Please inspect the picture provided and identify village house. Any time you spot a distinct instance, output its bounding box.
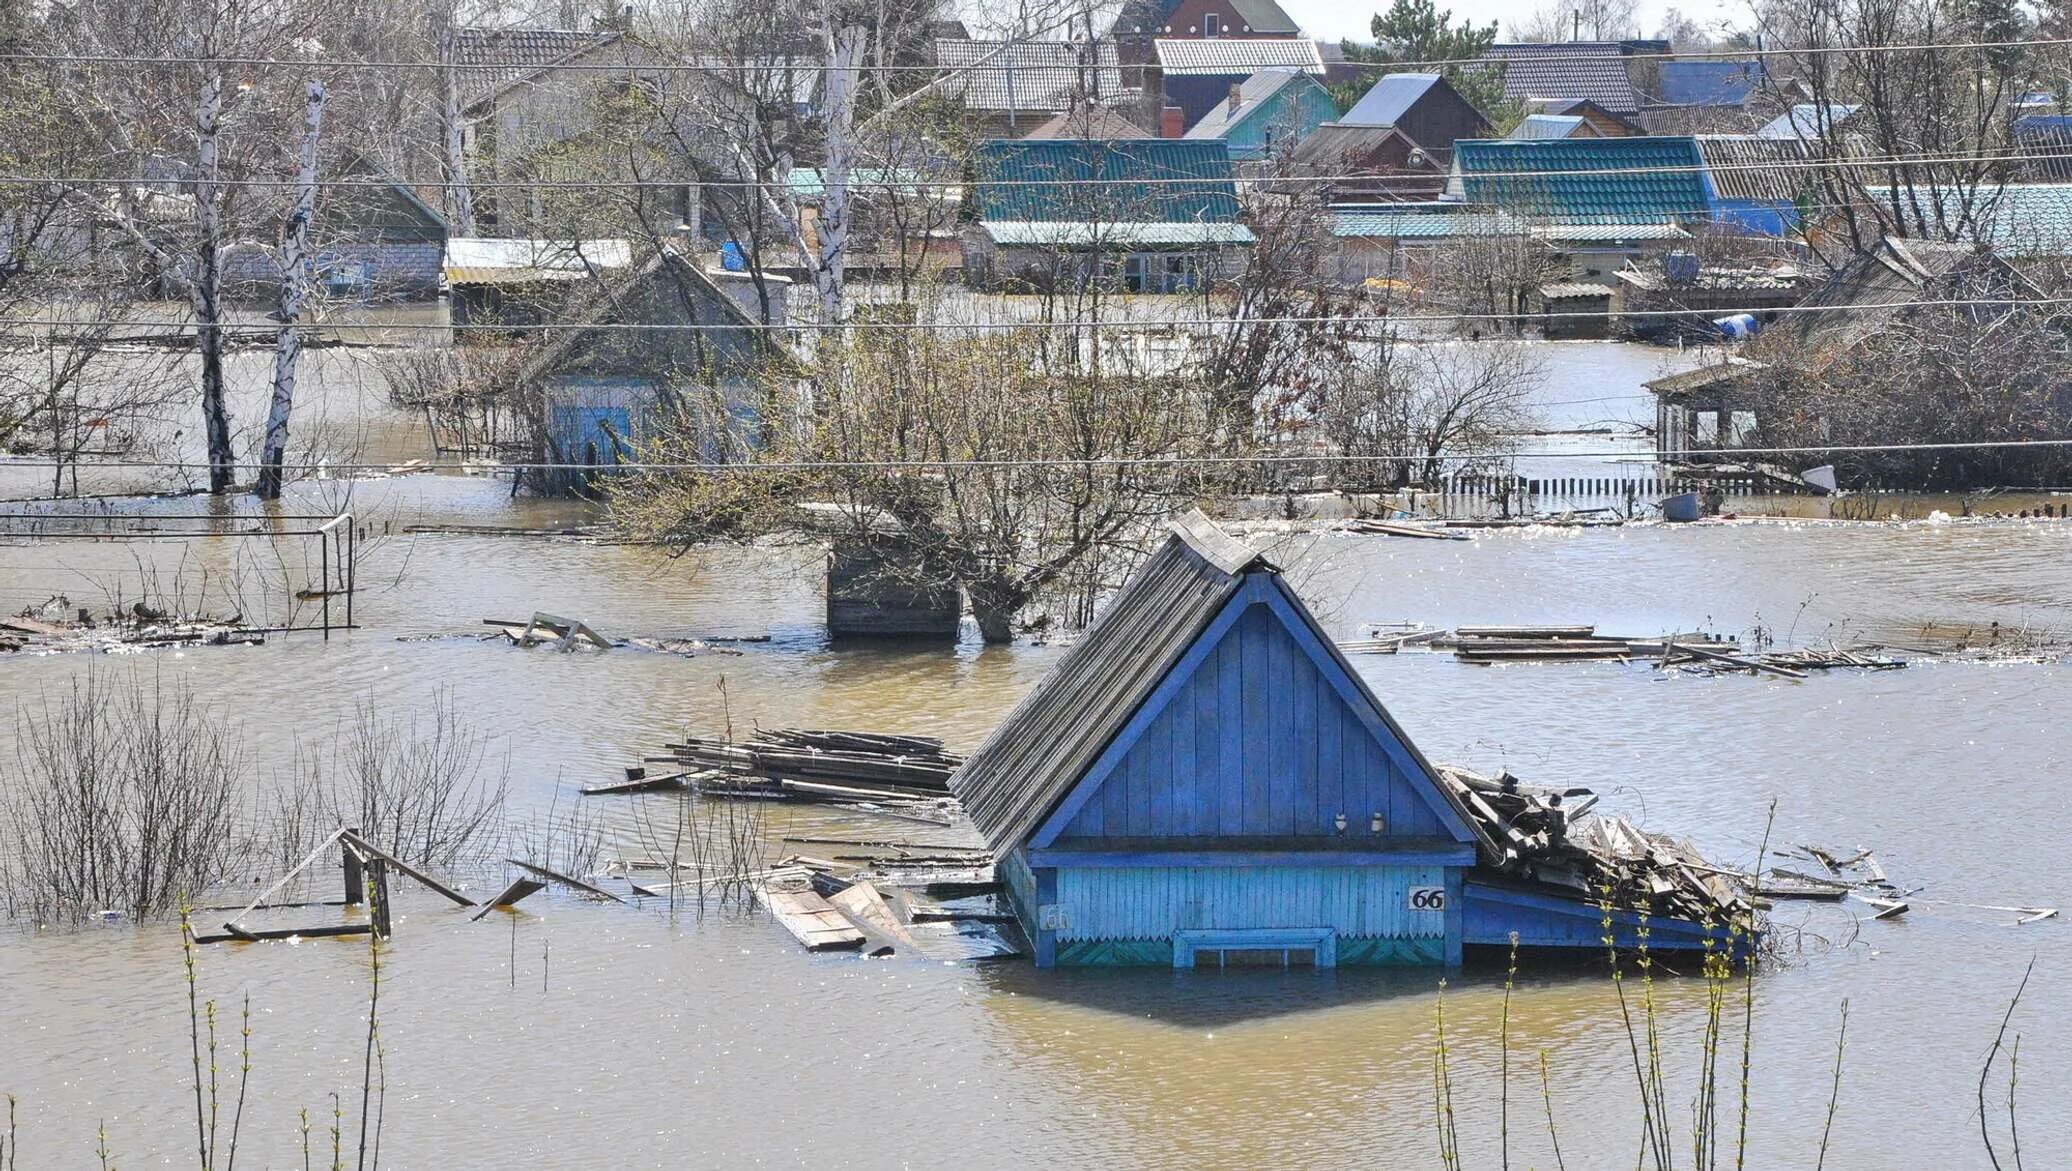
[1694,135,1817,237]
[1639,59,1801,135]
[960,139,1254,293]
[952,512,1739,968]
[1150,37,1326,129]
[1327,201,1522,285]
[1110,0,1303,70]
[1338,73,1493,168]
[1181,68,1337,162]
[513,247,790,494]
[1525,97,1642,137]
[1288,125,1450,202]
[220,170,449,303]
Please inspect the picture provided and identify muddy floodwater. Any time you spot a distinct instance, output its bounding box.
[3,342,2071,1167]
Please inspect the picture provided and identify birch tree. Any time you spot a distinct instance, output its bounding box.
[257,81,327,501]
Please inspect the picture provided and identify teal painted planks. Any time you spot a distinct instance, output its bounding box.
[1055,864,1450,943]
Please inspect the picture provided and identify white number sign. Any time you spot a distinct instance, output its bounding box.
[1408,886,1447,912]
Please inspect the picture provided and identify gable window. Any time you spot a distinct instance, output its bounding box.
[1203,12,1221,36]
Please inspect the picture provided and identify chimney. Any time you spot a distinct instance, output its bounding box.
[1161,105,1184,138]
[1227,82,1244,115]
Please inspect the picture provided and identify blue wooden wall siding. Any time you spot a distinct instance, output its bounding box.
[1224,81,1341,160]
[1055,864,1448,942]
[1053,597,1450,842]
[1465,881,1744,955]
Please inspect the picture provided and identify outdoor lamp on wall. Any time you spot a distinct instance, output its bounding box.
[1371,812,1385,834]
[1333,812,1348,834]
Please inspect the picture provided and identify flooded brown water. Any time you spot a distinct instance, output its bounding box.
[3,341,2071,1167]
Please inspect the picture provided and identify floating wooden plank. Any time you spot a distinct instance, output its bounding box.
[471,877,547,920]
[762,888,867,951]
[194,923,374,945]
[580,771,691,795]
[1455,624,1597,639]
[505,858,627,903]
[1348,520,1467,540]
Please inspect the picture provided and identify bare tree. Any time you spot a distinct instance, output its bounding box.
[1315,336,1544,488]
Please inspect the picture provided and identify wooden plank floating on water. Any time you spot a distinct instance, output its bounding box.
[338,830,475,907]
[762,889,867,951]
[1345,519,1469,540]
[471,877,546,920]
[505,858,628,904]
[1454,624,1598,639]
[194,923,374,945]
[1663,641,1809,679]
[580,770,693,795]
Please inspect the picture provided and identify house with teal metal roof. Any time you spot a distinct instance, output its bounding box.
[1182,68,1337,161]
[952,512,1746,969]
[961,139,1255,292]
[1449,136,1709,280]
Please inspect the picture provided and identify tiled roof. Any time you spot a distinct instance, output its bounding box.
[1755,103,1860,140]
[1330,203,1519,239]
[934,39,1125,113]
[1453,136,1709,225]
[1509,114,1589,140]
[970,139,1243,226]
[1656,60,1765,107]
[1695,135,1817,203]
[1483,43,1639,116]
[451,27,622,110]
[1152,37,1324,75]
[1342,73,1441,126]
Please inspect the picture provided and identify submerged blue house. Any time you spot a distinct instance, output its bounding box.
[953,513,1745,969]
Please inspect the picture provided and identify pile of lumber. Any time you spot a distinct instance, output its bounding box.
[1442,625,1737,664]
[654,729,961,795]
[1666,645,1906,677]
[1437,765,1749,924]
[2,605,267,654]
[758,848,1018,961]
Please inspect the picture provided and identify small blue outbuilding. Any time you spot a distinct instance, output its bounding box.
[952,512,1743,968]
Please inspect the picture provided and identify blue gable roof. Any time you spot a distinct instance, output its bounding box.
[1344,72,1442,126]
[1657,60,1764,106]
[1029,572,1478,852]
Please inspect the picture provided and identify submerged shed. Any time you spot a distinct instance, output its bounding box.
[953,512,1744,968]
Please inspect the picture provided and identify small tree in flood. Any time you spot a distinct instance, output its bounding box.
[612,326,1209,642]
[1314,337,1544,489]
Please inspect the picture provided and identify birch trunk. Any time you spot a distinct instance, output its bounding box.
[256,80,326,500]
[813,23,865,325]
[441,27,477,236]
[193,74,236,494]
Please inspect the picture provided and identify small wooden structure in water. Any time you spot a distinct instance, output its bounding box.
[952,511,1743,968]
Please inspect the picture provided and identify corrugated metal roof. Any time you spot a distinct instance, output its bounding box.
[1331,203,1517,239]
[1532,222,1688,241]
[1453,137,1708,225]
[1656,60,1764,107]
[1786,236,2000,349]
[1484,42,1639,116]
[970,139,1243,225]
[1862,183,2072,258]
[1755,103,1860,140]
[1508,114,1590,140]
[933,39,1124,113]
[1152,37,1324,75]
[1695,135,1816,203]
[982,221,1256,246]
[1342,73,1441,126]
[1539,281,1614,298]
[950,512,1267,852]
[1183,68,1309,139]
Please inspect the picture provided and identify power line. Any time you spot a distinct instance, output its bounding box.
[11,144,2072,190]
[3,34,2069,74]
[2,294,2064,334]
[6,438,2072,475]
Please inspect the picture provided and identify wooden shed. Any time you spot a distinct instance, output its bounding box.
[952,513,1482,968]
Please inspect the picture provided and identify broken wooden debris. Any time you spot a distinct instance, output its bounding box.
[1345,519,1470,540]
[505,858,627,903]
[193,923,375,945]
[1,598,269,655]
[471,878,547,920]
[761,888,868,951]
[1435,764,1749,925]
[580,770,699,796]
[483,612,612,651]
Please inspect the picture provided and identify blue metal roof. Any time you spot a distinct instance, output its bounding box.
[1453,136,1709,224]
[1343,72,1442,126]
[1656,60,1764,107]
[969,139,1242,225]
